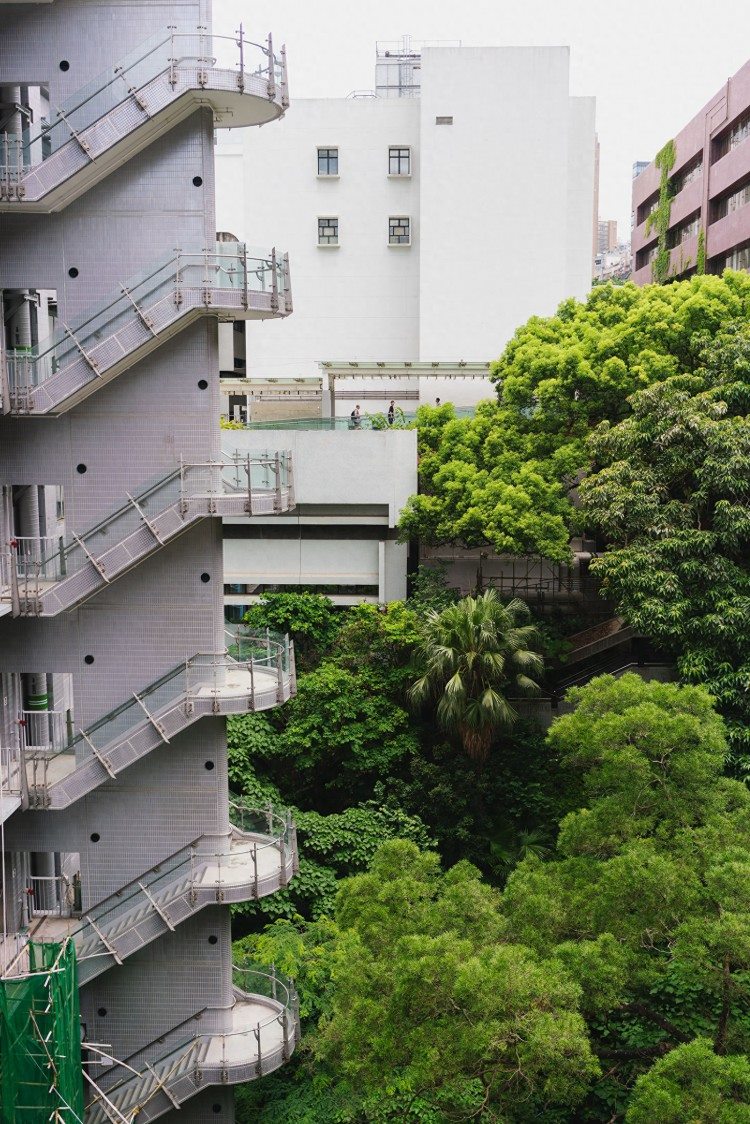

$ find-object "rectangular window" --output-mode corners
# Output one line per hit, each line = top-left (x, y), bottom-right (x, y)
(435, 115), (453, 125)
(725, 245), (750, 272)
(388, 216), (411, 245)
(318, 216), (339, 245)
(389, 146), (411, 175)
(317, 147), (338, 176)
(712, 179), (750, 222)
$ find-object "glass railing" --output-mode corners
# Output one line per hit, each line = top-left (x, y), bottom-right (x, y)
(241, 407), (478, 431)
(7, 244), (288, 406)
(12, 449), (292, 595)
(66, 800), (293, 960)
(23, 633), (293, 802)
(91, 965), (297, 1113)
(0, 29), (284, 176)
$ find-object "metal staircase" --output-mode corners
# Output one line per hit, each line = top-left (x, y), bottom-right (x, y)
(2, 244), (291, 416)
(3, 450), (294, 616)
(0, 29), (288, 211)
(20, 630), (296, 810)
(22, 801), (297, 984)
(86, 968), (299, 1123)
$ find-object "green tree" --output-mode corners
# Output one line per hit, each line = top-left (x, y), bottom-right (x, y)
(409, 590), (543, 760)
(502, 675), (750, 1118)
(578, 330), (750, 755)
(625, 1039), (750, 1123)
(242, 591), (339, 667)
(313, 840), (599, 1122)
(399, 274), (750, 561)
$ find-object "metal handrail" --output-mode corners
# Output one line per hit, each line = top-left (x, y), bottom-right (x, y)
(1, 28), (285, 177)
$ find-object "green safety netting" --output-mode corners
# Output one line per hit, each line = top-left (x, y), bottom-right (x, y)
(0, 941), (84, 1123)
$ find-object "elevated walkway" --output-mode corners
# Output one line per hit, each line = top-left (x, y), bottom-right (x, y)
(20, 630), (295, 809)
(2, 244), (291, 416)
(0, 30), (287, 212)
(3, 450), (294, 616)
(86, 968), (299, 1122)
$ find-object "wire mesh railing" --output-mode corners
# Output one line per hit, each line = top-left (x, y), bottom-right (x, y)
(5, 244), (290, 413)
(87, 966), (298, 1119)
(7, 450), (293, 612)
(0, 28), (287, 190)
(22, 633), (294, 806)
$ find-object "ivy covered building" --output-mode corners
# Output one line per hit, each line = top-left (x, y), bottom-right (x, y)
(633, 56), (750, 284)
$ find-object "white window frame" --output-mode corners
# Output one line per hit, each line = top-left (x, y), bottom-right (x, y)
(317, 215), (340, 247)
(388, 145), (412, 178)
(388, 215), (411, 246)
(317, 147), (340, 178)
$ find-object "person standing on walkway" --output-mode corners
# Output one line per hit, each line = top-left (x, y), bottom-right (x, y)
(387, 400), (395, 425)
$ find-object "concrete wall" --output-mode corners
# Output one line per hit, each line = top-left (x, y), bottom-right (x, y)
(223, 429), (416, 604)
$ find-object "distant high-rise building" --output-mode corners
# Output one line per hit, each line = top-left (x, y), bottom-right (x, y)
(598, 219), (618, 252)
(632, 160), (650, 179)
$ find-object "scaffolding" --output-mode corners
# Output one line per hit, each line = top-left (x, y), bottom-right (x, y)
(0, 940), (84, 1123)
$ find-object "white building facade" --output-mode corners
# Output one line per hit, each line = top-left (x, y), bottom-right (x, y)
(217, 44), (597, 409)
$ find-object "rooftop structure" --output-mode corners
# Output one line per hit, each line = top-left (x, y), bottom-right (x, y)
(0, 3), (298, 1119)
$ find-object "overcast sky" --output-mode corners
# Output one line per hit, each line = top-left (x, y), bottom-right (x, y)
(217, 0), (750, 239)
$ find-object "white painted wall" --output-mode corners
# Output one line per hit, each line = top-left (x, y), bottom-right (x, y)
(215, 45), (596, 412)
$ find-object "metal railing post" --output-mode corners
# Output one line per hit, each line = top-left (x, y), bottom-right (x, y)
(241, 243), (249, 311)
(280, 45), (289, 109)
(266, 33), (276, 102)
(270, 247), (278, 313)
(168, 26), (178, 87)
(274, 452), (281, 512)
(236, 22), (245, 93)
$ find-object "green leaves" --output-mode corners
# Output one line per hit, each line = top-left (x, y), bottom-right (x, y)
(625, 1039), (750, 1123)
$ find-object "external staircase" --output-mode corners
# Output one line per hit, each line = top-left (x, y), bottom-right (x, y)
(1, 450), (293, 616)
(14, 630), (295, 810)
(0, 29), (288, 212)
(17, 800), (297, 984)
(86, 968), (299, 1122)
(1, 243), (291, 416)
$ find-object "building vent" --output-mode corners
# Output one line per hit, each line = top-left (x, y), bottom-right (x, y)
(435, 115), (453, 125)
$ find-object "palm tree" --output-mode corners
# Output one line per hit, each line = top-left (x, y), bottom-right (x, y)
(409, 591), (544, 761)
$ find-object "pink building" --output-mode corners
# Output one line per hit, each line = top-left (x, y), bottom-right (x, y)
(632, 58), (750, 285)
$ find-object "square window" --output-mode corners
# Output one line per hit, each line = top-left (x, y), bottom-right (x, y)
(389, 216), (411, 245)
(318, 216), (339, 245)
(317, 147), (339, 176)
(389, 146), (411, 176)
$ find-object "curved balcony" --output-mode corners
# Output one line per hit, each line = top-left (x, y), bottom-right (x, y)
(2, 245), (291, 417)
(0, 30), (287, 212)
(19, 802), (297, 982)
(4, 451), (293, 617)
(21, 631), (296, 810)
(87, 967), (299, 1123)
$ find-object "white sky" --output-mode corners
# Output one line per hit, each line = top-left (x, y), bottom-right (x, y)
(216, 0), (750, 238)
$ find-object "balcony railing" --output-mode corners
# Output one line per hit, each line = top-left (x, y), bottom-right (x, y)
(0, 29), (288, 208)
(3, 244), (291, 415)
(87, 966), (299, 1122)
(22, 631), (295, 809)
(4, 450), (293, 616)
(19, 801), (297, 981)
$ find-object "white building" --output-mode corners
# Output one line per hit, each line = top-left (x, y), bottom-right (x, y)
(217, 43), (597, 410)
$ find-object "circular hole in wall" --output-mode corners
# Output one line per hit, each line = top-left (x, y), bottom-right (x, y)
(59, 60), (70, 72)
(200, 572), (210, 583)
(204, 760), (215, 771)
(208, 935), (218, 945)
(198, 379), (208, 390)
(68, 267), (78, 278)
(97, 1007), (107, 1017)
(84, 654), (95, 665)
(212, 1106), (222, 1115)
(193, 176), (203, 187)
(76, 463), (87, 474)
(90, 832), (100, 842)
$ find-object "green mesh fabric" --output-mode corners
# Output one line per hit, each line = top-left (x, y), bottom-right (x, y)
(0, 941), (84, 1122)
